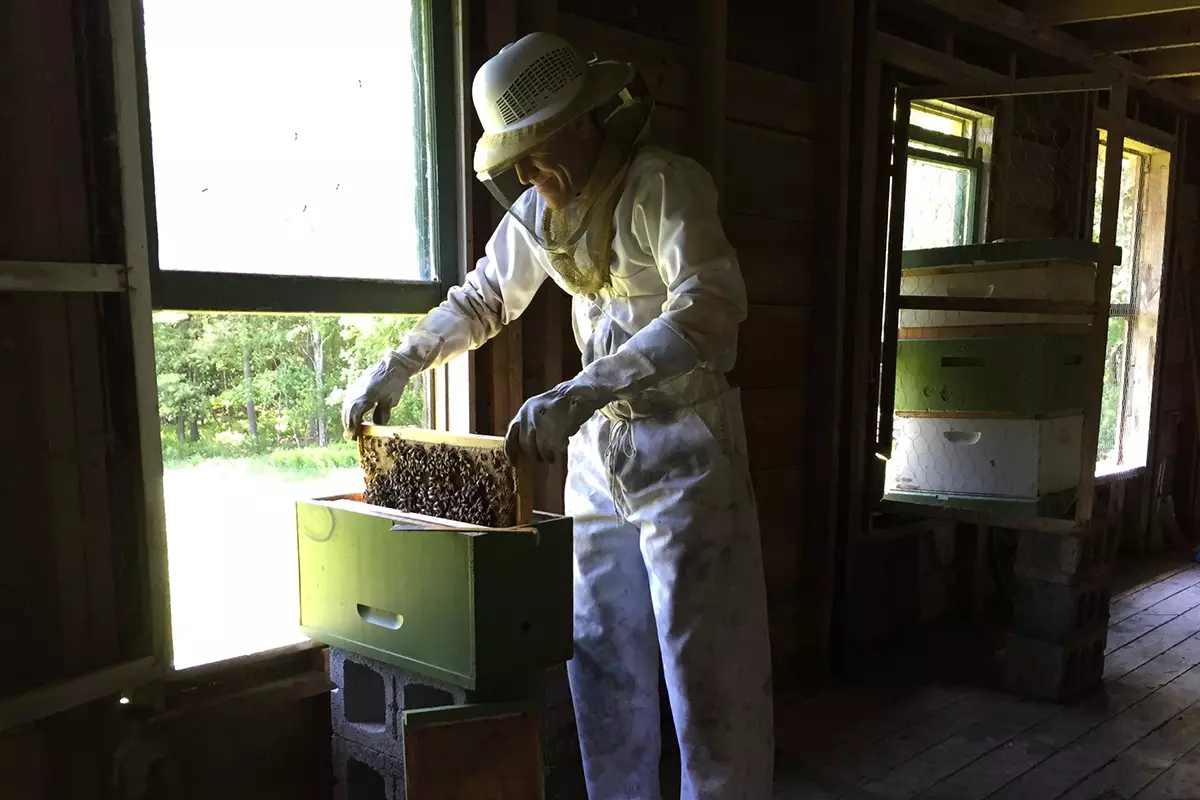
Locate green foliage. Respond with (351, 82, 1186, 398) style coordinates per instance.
(154, 311, 427, 463)
(1097, 317, 1127, 464)
(263, 444, 360, 473)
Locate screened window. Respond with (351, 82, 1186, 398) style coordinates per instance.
(140, 0, 461, 667)
(902, 102, 991, 250)
(1093, 134, 1171, 474)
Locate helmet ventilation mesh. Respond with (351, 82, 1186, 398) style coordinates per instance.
(495, 46, 583, 126)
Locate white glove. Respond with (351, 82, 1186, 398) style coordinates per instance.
(505, 380, 608, 464)
(341, 352, 415, 440)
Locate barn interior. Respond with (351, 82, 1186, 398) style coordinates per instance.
(12, 0, 1200, 798)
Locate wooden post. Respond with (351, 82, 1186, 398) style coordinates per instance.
(1076, 80, 1128, 528)
(479, 0, 524, 438)
(517, 0, 569, 514)
(1144, 115, 1186, 550)
(833, 0, 882, 671)
(689, 0, 727, 193)
(110, 0, 173, 667)
(876, 91, 912, 462)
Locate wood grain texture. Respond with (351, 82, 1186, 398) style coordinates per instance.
(733, 305, 811, 389)
(404, 709, 542, 800)
(725, 215, 813, 305)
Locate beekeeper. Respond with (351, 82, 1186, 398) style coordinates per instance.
(342, 31, 774, 799)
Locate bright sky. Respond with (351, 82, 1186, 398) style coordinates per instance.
(142, 0, 426, 281)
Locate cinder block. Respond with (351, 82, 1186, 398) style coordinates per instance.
(331, 648, 468, 759)
(1003, 627, 1107, 703)
(333, 735, 402, 800)
(1012, 529, 1091, 584)
(1011, 576, 1112, 642)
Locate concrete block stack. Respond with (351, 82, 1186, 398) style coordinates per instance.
(329, 649, 468, 800)
(1003, 519, 1116, 702)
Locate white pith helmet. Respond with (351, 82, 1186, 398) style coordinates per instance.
(472, 32, 634, 177)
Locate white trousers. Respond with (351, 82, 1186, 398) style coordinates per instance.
(565, 387, 775, 799)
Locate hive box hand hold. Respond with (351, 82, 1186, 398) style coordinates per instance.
(358, 424, 533, 527)
(296, 494, 572, 690)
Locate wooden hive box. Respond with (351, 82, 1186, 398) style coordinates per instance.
(295, 427, 570, 690)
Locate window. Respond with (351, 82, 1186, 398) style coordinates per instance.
(1092, 134, 1171, 474)
(141, 0, 462, 667)
(902, 102, 992, 250)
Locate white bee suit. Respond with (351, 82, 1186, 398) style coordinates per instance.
(391, 147, 774, 799)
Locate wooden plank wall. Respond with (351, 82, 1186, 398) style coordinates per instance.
(549, 4, 819, 696)
(1157, 144, 1200, 542)
(0, 1, 334, 797)
(0, 0, 142, 702)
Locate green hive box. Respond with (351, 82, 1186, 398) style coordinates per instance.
(296, 495, 573, 690)
(895, 334, 1088, 415)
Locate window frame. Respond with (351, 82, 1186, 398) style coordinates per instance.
(904, 101, 991, 249)
(128, 0, 471, 670)
(134, 0, 464, 315)
(1104, 144, 1146, 468)
(1094, 131, 1173, 475)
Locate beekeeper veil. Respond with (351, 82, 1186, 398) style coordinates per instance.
(472, 32, 653, 294)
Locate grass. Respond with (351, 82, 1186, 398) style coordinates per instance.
(162, 450, 364, 669)
(161, 434, 359, 473)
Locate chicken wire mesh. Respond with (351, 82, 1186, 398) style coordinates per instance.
(884, 90, 1115, 521)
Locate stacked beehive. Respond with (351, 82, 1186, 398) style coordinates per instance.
(885, 239, 1123, 700)
(295, 426, 573, 798)
(885, 239, 1109, 519)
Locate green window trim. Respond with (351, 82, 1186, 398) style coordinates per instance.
(135, 0, 464, 315)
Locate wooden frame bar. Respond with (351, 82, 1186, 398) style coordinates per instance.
(110, 0, 173, 666)
(876, 499, 1081, 534)
(897, 296, 1102, 315)
(907, 74, 1115, 101)
(0, 261, 126, 293)
(1142, 116, 1185, 533)
(916, 0, 1200, 115)
(876, 90, 912, 458)
(0, 657, 157, 733)
(1075, 81, 1130, 528)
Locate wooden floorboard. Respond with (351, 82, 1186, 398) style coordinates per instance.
(1107, 585, 1200, 654)
(1106, 611, 1200, 681)
(1111, 559, 1194, 602)
(775, 559, 1200, 800)
(913, 635, 1200, 800)
(1110, 568, 1200, 626)
(1134, 739, 1200, 799)
(860, 697, 1061, 799)
(1059, 689, 1200, 799)
(988, 665, 1200, 799)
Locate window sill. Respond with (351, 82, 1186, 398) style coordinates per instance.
(1095, 464, 1146, 485)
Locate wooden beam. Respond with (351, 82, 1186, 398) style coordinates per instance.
(1077, 80, 1129, 527)
(877, 32, 1004, 82)
(916, 0, 1200, 114)
(1135, 45, 1200, 77)
(907, 73, 1115, 100)
(1095, 106, 1177, 151)
(1030, 1, 1200, 25)
(876, 499, 1081, 533)
(1076, 10, 1200, 53)
(0, 657, 158, 733)
(689, 0, 727, 192)
(110, 0, 173, 666)
(0, 261, 125, 292)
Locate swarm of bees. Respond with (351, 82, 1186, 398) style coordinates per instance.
(361, 438, 518, 528)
